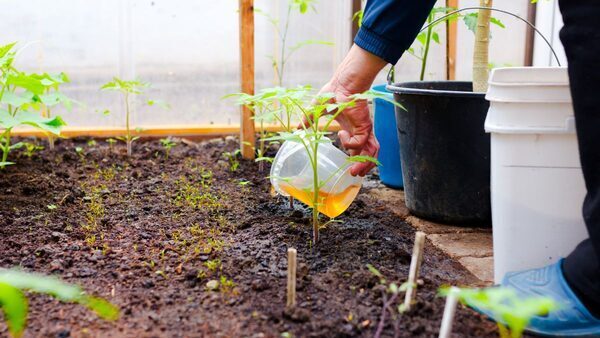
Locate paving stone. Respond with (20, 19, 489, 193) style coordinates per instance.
(367, 188, 409, 218)
(405, 216, 491, 235)
(427, 233, 493, 259)
(459, 256, 494, 285)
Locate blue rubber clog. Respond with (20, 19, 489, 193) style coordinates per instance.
(475, 259, 600, 337)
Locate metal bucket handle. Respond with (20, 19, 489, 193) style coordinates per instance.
(387, 6, 562, 84)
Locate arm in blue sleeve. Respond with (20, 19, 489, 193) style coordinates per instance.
(355, 0, 437, 64)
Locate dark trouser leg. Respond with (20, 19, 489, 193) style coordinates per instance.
(558, 0, 600, 316)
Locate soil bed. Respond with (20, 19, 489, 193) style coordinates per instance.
(0, 137, 499, 337)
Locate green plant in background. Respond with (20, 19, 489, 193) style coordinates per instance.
(159, 137, 177, 160)
(101, 78, 166, 157)
(0, 42, 67, 168)
(225, 85, 311, 171)
(256, 0, 333, 86)
(439, 286, 558, 338)
(0, 269, 119, 338)
(31, 72, 72, 150)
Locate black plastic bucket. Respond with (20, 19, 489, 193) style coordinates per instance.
(386, 81, 491, 225)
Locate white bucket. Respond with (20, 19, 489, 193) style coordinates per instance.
(485, 67, 589, 283)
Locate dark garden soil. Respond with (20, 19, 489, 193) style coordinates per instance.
(0, 137, 501, 338)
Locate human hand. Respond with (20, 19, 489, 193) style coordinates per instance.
(314, 45, 387, 176)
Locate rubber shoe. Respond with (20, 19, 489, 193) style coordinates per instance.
(475, 259, 600, 337)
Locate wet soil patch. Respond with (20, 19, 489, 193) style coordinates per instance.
(0, 137, 499, 337)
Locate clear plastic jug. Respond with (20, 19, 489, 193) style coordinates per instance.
(270, 132, 363, 218)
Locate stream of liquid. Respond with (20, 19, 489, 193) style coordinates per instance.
(280, 183, 360, 218)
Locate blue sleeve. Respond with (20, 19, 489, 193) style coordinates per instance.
(355, 0, 437, 64)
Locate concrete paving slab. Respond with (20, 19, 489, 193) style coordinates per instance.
(459, 257, 495, 285)
(427, 233, 494, 259)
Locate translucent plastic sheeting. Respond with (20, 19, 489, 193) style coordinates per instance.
(0, 0, 353, 129)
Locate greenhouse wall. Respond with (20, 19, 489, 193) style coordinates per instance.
(2, 0, 535, 131)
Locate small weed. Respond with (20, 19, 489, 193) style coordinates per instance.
(204, 259, 222, 273)
(219, 276, 237, 296)
(160, 137, 177, 160)
(222, 149, 241, 172)
(22, 142, 44, 158)
(46, 204, 57, 211)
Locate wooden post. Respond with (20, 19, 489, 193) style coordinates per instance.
(287, 248, 297, 308)
(438, 287, 460, 338)
(351, 0, 362, 43)
(403, 231, 426, 310)
(239, 0, 256, 159)
(446, 0, 458, 80)
(524, 1, 537, 66)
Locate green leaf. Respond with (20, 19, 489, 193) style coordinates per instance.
(490, 17, 506, 29)
(80, 296, 120, 321)
(0, 42, 17, 59)
(0, 110, 66, 135)
(101, 77, 149, 95)
(147, 99, 171, 110)
(6, 73, 45, 95)
(0, 283, 27, 338)
(432, 32, 440, 44)
(347, 155, 381, 166)
(0, 92, 35, 108)
(463, 13, 478, 33)
(288, 39, 334, 54)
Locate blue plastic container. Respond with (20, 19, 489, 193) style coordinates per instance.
(372, 84, 404, 189)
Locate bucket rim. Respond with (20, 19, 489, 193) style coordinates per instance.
(387, 81, 485, 98)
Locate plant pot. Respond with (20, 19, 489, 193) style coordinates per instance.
(485, 67, 588, 282)
(387, 81, 491, 224)
(372, 84, 403, 189)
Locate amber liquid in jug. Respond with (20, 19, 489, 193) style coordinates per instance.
(279, 183, 360, 218)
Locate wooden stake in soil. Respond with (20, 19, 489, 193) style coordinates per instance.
(287, 248, 297, 308)
(403, 231, 426, 310)
(438, 287, 460, 338)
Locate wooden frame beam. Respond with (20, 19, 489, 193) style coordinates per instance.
(10, 124, 341, 138)
(239, 0, 256, 159)
(446, 0, 458, 80)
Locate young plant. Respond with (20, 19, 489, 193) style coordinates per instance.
(366, 264, 412, 338)
(31, 72, 72, 150)
(100, 78, 165, 157)
(0, 269, 119, 338)
(159, 137, 177, 160)
(256, 0, 332, 86)
(0, 43, 67, 168)
(222, 149, 241, 172)
(21, 142, 43, 158)
(262, 88, 400, 244)
(439, 286, 558, 338)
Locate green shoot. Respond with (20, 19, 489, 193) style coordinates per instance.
(101, 78, 165, 157)
(222, 149, 241, 172)
(439, 286, 559, 338)
(21, 142, 43, 158)
(366, 264, 413, 337)
(0, 269, 119, 338)
(159, 137, 177, 160)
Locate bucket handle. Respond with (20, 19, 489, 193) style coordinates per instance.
(387, 6, 562, 85)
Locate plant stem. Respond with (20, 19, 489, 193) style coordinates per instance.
(311, 139, 320, 244)
(419, 13, 434, 81)
(277, 3, 293, 86)
(1, 129, 11, 169)
(46, 105, 55, 150)
(125, 92, 132, 157)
